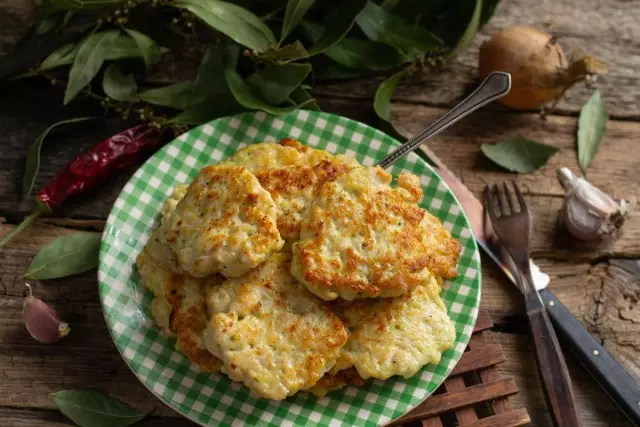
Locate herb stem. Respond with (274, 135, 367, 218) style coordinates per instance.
(0, 210, 44, 249)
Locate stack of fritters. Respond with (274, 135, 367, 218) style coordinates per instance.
(136, 139, 460, 400)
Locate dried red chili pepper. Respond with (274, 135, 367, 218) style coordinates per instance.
(0, 124, 173, 248)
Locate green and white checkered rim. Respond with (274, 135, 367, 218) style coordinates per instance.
(99, 110, 481, 427)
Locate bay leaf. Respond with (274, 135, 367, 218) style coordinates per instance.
(304, 0, 366, 56)
(23, 117, 97, 198)
(480, 0, 500, 27)
(102, 64, 137, 101)
(38, 33, 166, 74)
(380, 0, 399, 8)
(190, 45, 226, 105)
(355, 1, 441, 58)
(50, 389, 148, 427)
(123, 29, 164, 67)
(302, 21, 403, 70)
(138, 81, 196, 110)
(24, 232, 101, 280)
(288, 86, 320, 111)
(172, 0, 275, 52)
(169, 93, 242, 125)
(481, 137, 559, 173)
(312, 60, 373, 80)
(224, 67, 297, 115)
(38, 43, 78, 71)
(577, 90, 608, 170)
(64, 30, 120, 104)
(450, 0, 482, 57)
(257, 41, 309, 63)
(104, 34, 169, 62)
(37, 14, 65, 35)
(281, 0, 317, 42)
(374, 69, 407, 121)
(247, 63, 311, 105)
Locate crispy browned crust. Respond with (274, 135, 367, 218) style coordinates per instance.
(306, 367, 368, 397)
(278, 138, 310, 152)
(256, 160, 353, 241)
(205, 253, 348, 399)
(164, 164, 283, 277)
(166, 274, 224, 373)
(293, 167, 461, 300)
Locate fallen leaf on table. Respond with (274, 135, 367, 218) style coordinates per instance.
(481, 137, 560, 173)
(23, 232, 101, 280)
(50, 389, 149, 427)
(577, 90, 608, 171)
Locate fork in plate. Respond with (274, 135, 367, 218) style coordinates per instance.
(483, 182, 582, 427)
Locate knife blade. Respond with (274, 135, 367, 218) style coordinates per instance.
(419, 144, 640, 427)
(419, 145, 549, 290)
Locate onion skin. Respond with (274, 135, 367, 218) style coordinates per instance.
(479, 26, 607, 111)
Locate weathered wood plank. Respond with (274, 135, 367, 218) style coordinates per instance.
(2, 222, 637, 385)
(0, 0, 37, 58)
(2, 98, 640, 259)
(327, 99, 640, 258)
(315, 0, 640, 118)
(1, 407, 192, 427)
(0, 288, 635, 426)
(1, 332, 632, 427)
(2, 0, 639, 118)
(0, 79, 146, 221)
(489, 332, 634, 427)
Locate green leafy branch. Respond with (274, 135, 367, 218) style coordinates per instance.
(14, 0, 499, 137)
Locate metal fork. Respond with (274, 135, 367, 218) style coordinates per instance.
(484, 182, 582, 427)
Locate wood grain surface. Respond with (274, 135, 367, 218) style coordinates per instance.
(315, 0, 640, 119)
(1, 0, 639, 426)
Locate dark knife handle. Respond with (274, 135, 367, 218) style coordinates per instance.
(528, 305, 582, 427)
(540, 288, 640, 427)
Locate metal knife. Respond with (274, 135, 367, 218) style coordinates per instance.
(419, 145, 640, 427)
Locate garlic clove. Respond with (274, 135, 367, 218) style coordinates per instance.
(23, 283, 70, 344)
(557, 168, 628, 241)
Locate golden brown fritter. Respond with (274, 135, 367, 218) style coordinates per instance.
(163, 164, 283, 278)
(136, 228, 223, 373)
(292, 166, 461, 301)
(223, 139, 360, 246)
(255, 160, 353, 244)
(203, 253, 348, 400)
(329, 275, 456, 380)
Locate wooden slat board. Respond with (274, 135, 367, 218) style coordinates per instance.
(390, 312, 529, 427)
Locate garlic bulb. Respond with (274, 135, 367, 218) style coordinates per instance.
(557, 168, 628, 241)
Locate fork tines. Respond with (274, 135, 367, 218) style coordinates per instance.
(483, 181, 528, 218)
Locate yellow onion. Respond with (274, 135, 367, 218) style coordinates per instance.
(479, 26, 608, 111)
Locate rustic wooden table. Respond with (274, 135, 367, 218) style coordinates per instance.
(1, 0, 639, 426)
